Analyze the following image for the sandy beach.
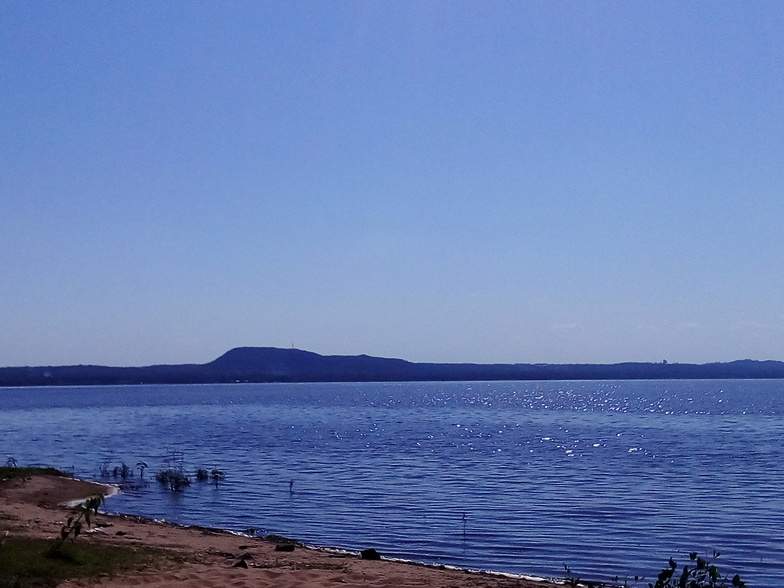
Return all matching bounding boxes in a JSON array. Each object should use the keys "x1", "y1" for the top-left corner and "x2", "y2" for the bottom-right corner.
[{"x1": 0, "y1": 474, "x2": 567, "y2": 588}]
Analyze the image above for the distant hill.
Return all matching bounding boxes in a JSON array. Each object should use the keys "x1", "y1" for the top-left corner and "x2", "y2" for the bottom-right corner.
[{"x1": 1, "y1": 347, "x2": 783, "y2": 387}]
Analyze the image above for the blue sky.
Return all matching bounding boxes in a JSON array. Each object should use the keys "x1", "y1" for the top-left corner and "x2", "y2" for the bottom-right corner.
[{"x1": 2, "y1": 2, "x2": 783, "y2": 367}]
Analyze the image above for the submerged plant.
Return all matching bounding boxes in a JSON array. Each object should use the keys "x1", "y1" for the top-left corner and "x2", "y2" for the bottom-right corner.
[
  {"x1": 195, "y1": 468, "x2": 225, "y2": 487},
  {"x1": 210, "y1": 469, "x2": 225, "y2": 488},
  {"x1": 111, "y1": 463, "x2": 134, "y2": 479},
  {"x1": 136, "y1": 461, "x2": 148, "y2": 477},
  {"x1": 99, "y1": 461, "x2": 138, "y2": 479},
  {"x1": 155, "y1": 468, "x2": 191, "y2": 492}
]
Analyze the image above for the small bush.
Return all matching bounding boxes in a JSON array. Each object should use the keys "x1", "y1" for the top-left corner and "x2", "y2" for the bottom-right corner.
[{"x1": 49, "y1": 494, "x2": 104, "y2": 556}]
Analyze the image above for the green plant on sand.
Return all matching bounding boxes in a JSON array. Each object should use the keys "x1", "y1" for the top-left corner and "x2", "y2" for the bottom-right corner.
[{"x1": 48, "y1": 494, "x2": 104, "y2": 556}]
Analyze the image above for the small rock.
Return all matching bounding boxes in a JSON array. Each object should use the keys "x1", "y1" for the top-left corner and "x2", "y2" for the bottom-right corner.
[
  {"x1": 360, "y1": 548, "x2": 381, "y2": 560},
  {"x1": 275, "y1": 544, "x2": 295, "y2": 552}
]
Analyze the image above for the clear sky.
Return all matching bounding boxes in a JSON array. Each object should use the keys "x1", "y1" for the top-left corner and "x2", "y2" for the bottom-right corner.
[{"x1": 2, "y1": 2, "x2": 783, "y2": 368}]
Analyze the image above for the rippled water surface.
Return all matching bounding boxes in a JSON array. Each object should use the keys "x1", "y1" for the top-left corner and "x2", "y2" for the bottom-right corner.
[{"x1": 1, "y1": 380, "x2": 782, "y2": 586}]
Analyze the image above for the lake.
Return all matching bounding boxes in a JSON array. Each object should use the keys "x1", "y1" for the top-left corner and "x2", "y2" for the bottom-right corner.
[{"x1": 1, "y1": 380, "x2": 782, "y2": 586}]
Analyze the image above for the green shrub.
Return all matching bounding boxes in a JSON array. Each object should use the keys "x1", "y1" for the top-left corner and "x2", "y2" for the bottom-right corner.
[{"x1": 48, "y1": 494, "x2": 104, "y2": 556}]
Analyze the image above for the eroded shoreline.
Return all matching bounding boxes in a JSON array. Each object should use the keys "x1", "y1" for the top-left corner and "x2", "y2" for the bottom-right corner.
[{"x1": 1, "y1": 474, "x2": 568, "y2": 588}]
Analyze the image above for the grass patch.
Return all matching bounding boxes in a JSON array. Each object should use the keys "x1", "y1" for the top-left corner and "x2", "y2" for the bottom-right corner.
[
  {"x1": 0, "y1": 466, "x2": 70, "y2": 480},
  {"x1": 0, "y1": 537, "x2": 168, "y2": 588}
]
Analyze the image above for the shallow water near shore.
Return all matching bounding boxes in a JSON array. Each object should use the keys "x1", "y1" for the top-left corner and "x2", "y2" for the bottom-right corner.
[{"x1": 1, "y1": 380, "x2": 782, "y2": 586}]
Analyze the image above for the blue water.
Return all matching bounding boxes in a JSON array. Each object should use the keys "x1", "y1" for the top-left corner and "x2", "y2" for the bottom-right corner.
[{"x1": 1, "y1": 380, "x2": 782, "y2": 586}]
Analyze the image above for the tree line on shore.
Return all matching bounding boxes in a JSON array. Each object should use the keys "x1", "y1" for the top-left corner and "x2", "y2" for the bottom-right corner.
[{"x1": 2, "y1": 346, "x2": 783, "y2": 387}]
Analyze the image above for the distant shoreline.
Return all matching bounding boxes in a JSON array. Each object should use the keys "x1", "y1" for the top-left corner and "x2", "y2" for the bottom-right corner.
[{"x1": 2, "y1": 346, "x2": 783, "y2": 387}]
